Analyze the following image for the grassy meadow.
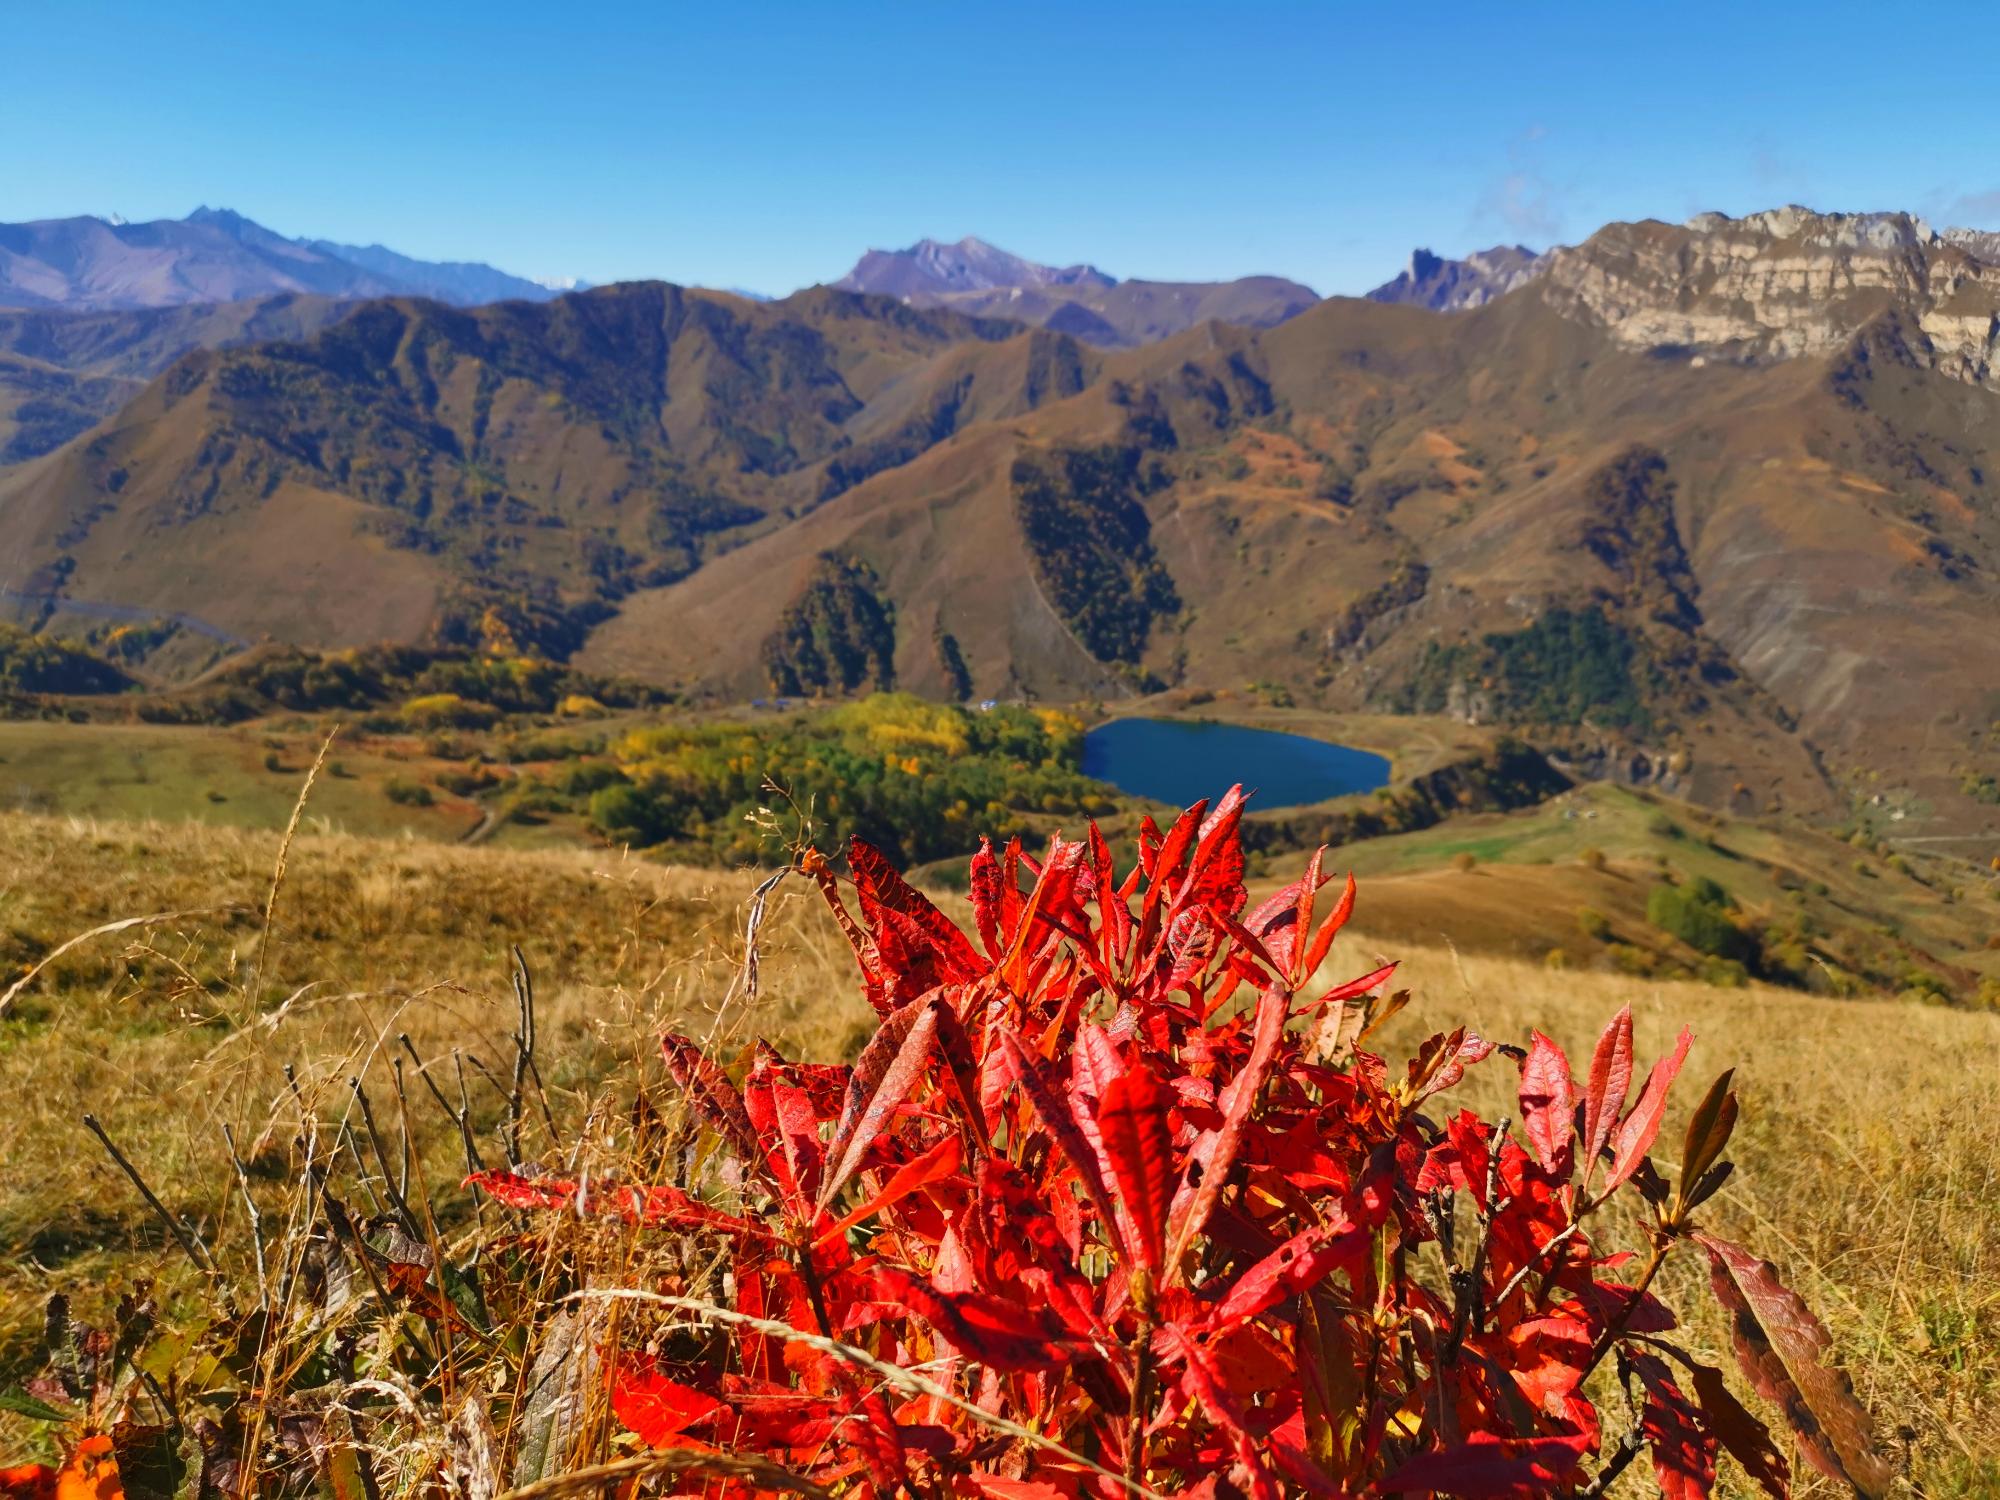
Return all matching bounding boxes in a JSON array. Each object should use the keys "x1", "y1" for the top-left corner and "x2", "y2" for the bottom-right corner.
[{"x1": 0, "y1": 805, "x2": 1994, "y2": 1493}]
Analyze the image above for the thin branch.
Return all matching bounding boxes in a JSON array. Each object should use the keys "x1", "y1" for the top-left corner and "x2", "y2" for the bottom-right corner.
[
  {"x1": 401, "y1": 1033, "x2": 485, "y2": 1174},
  {"x1": 221, "y1": 1123, "x2": 269, "y2": 1308},
  {"x1": 82, "y1": 1113, "x2": 216, "y2": 1274},
  {"x1": 348, "y1": 1076, "x2": 422, "y2": 1237}
]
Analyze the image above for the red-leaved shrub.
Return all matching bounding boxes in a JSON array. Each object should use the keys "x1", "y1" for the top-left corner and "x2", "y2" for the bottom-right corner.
[{"x1": 477, "y1": 788, "x2": 1891, "y2": 1498}]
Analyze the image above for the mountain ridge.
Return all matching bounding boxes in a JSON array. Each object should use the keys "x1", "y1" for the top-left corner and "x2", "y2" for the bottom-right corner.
[
  {"x1": 4, "y1": 204, "x2": 2000, "y2": 843},
  {"x1": 0, "y1": 207, "x2": 564, "y2": 312},
  {"x1": 832, "y1": 235, "x2": 1318, "y2": 347}
]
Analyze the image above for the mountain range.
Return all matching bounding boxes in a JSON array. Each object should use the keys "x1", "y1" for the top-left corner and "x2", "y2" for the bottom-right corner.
[
  {"x1": 833, "y1": 235, "x2": 1320, "y2": 347},
  {"x1": 2, "y1": 204, "x2": 1999, "y2": 843},
  {"x1": 0, "y1": 207, "x2": 565, "y2": 312}
]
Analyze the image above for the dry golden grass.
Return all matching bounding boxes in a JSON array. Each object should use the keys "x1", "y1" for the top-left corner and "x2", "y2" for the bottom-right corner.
[{"x1": 0, "y1": 809, "x2": 1994, "y2": 1493}]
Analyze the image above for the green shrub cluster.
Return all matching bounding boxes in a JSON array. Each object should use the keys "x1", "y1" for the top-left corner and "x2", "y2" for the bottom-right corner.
[
  {"x1": 137, "y1": 644, "x2": 664, "y2": 725},
  {"x1": 0, "y1": 625, "x2": 132, "y2": 697},
  {"x1": 1012, "y1": 444, "x2": 1179, "y2": 665},
  {"x1": 569, "y1": 692, "x2": 1115, "y2": 865},
  {"x1": 1646, "y1": 875, "x2": 1756, "y2": 964},
  {"x1": 1400, "y1": 606, "x2": 1661, "y2": 729},
  {"x1": 761, "y1": 554, "x2": 898, "y2": 696}
]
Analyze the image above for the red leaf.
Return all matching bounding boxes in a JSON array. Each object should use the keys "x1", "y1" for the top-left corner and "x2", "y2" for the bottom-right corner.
[
  {"x1": 1142, "y1": 799, "x2": 1209, "y2": 921},
  {"x1": 993, "y1": 1026, "x2": 1121, "y2": 1245},
  {"x1": 1160, "y1": 1323, "x2": 1296, "y2": 1496},
  {"x1": 1517, "y1": 1030, "x2": 1574, "y2": 1173},
  {"x1": 1095, "y1": 1061, "x2": 1176, "y2": 1276},
  {"x1": 660, "y1": 1032, "x2": 764, "y2": 1170},
  {"x1": 745, "y1": 1048, "x2": 826, "y2": 1212},
  {"x1": 850, "y1": 836, "x2": 985, "y2": 992},
  {"x1": 968, "y1": 1478, "x2": 1074, "y2": 1500},
  {"x1": 868, "y1": 1267, "x2": 1076, "y2": 1371},
  {"x1": 1687, "y1": 1360, "x2": 1792, "y2": 1499},
  {"x1": 820, "y1": 993, "x2": 945, "y2": 1207},
  {"x1": 465, "y1": 1169, "x2": 758, "y2": 1236},
  {"x1": 1181, "y1": 785, "x2": 1249, "y2": 918},
  {"x1": 1580, "y1": 1005, "x2": 1633, "y2": 1173},
  {"x1": 1605, "y1": 1025, "x2": 1693, "y2": 1192},
  {"x1": 1207, "y1": 1218, "x2": 1365, "y2": 1331},
  {"x1": 1168, "y1": 983, "x2": 1287, "y2": 1268},
  {"x1": 1417, "y1": 1110, "x2": 1495, "y2": 1213},
  {"x1": 1311, "y1": 960, "x2": 1399, "y2": 1010},
  {"x1": 815, "y1": 1134, "x2": 962, "y2": 1246},
  {"x1": 0, "y1": 1464, "x2": 55, "y2": 1500},
  {"x1": 613, "y1": 1358, "x2": 725, "y2": 1446},
  {"x1": 1379, "y1": 1433, "x2": 1590, "y2": 1496},
  {"x1": 1632, "y1": 1352, "x2": 1719, "y2": 1500},
  {"x1": 1300, "y1": 872, "x2": 1357, "y2": 982},
  {"x1": 841, "y1": 1387, "x2": 907, "y2": 1494},
  {"x1": 968, "y1": 836, "x2": 1004, "y2": 959},
  {"x1": 1697, "y1": 1234, "x2": 1892, "y2": 1498}
]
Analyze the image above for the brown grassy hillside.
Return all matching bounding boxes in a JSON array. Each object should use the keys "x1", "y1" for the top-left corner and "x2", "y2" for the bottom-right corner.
[{"x1": 6, "y1": 215, "x2": 2000, "y2": 843}]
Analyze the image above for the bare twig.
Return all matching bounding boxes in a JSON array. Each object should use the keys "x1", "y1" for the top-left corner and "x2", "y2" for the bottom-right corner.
[
  {"x1": 391, "y1": 1057, "x2": 414, "y2": 1203},
  {"x1": 221, "y1": 1123, "x2": 270, "y2": 1308},
  {"x1": 82, "y1": 1113, "x2": 216, "y2": 1274},
  {"x1": 401, "y1": 1033, "x2": 486, "y2": 1175},
  {"x1": 349, "y1": 1076, "x2": 422, "y2": 1237}
]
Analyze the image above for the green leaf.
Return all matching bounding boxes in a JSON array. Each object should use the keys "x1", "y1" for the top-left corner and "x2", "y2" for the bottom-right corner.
[{"x1": 0, "y1": 1385, "x2": 75, "y2": 1421}]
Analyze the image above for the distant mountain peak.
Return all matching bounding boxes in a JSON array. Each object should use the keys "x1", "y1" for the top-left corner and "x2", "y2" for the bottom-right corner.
[
  {"x1": 836, "y1": 237, "x2": 1115, "y2": 299},
  {"x1": 1366, "y1": 244, "x2": 1552, "y2": 311}
]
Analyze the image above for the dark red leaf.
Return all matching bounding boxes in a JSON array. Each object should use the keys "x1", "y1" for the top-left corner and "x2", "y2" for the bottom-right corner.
[
  {"x1": 1697, "y1": 1234, "x2": 1892, "y2": 1498},
  {"x1": 850, "y1": 837, "x2": 985, "y2": 994},
  {"x1": 1169, "y1": 983, "x2": 1288, "y2": 1268},
  {"x1": 660, "y1": 1032, "x2": 764, "y2": 1170},
  {"x1": 1687, "y1": 1359, "x2": 1792, "y2": 1499},
  {"x1": 820, "y1": 993, "x2": 945, "y2": 1207},
  {"x1": 1379, "y1": 1433, "x2": 1590, "y2": 1496},
  {"x1": 993, "y1": 1026, "x2": 1121, "y2": 1245},
  {"x1": 1633, "y1": 1351, "x2": 1719, "y2": 1500},
  {"x1": 1678, "y1": 1071, "x2": 1738, "y2": 1206},
  {"x1": 868, "y1": 1267, "x2": 1076, "y2": 1371}
]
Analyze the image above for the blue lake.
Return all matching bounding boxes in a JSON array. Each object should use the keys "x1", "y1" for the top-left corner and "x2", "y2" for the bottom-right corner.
[{"x1": 1081, "y1": 718, "x2": 1392, "y2": 811}]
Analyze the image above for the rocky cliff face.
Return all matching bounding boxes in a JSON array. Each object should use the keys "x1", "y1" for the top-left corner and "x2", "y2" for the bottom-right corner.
[
  {"x1": 1366, "y1": 244, "x2": 1552, "y2": 310},
  {"x1": 1536, "y1": 206, "x2": 2000, "y2": 387}
]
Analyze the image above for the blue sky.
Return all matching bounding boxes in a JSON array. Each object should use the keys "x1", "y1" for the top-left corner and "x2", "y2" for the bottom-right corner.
[{"x1": 6, "y1": 2, "x2": 2000, "y2": 297}]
